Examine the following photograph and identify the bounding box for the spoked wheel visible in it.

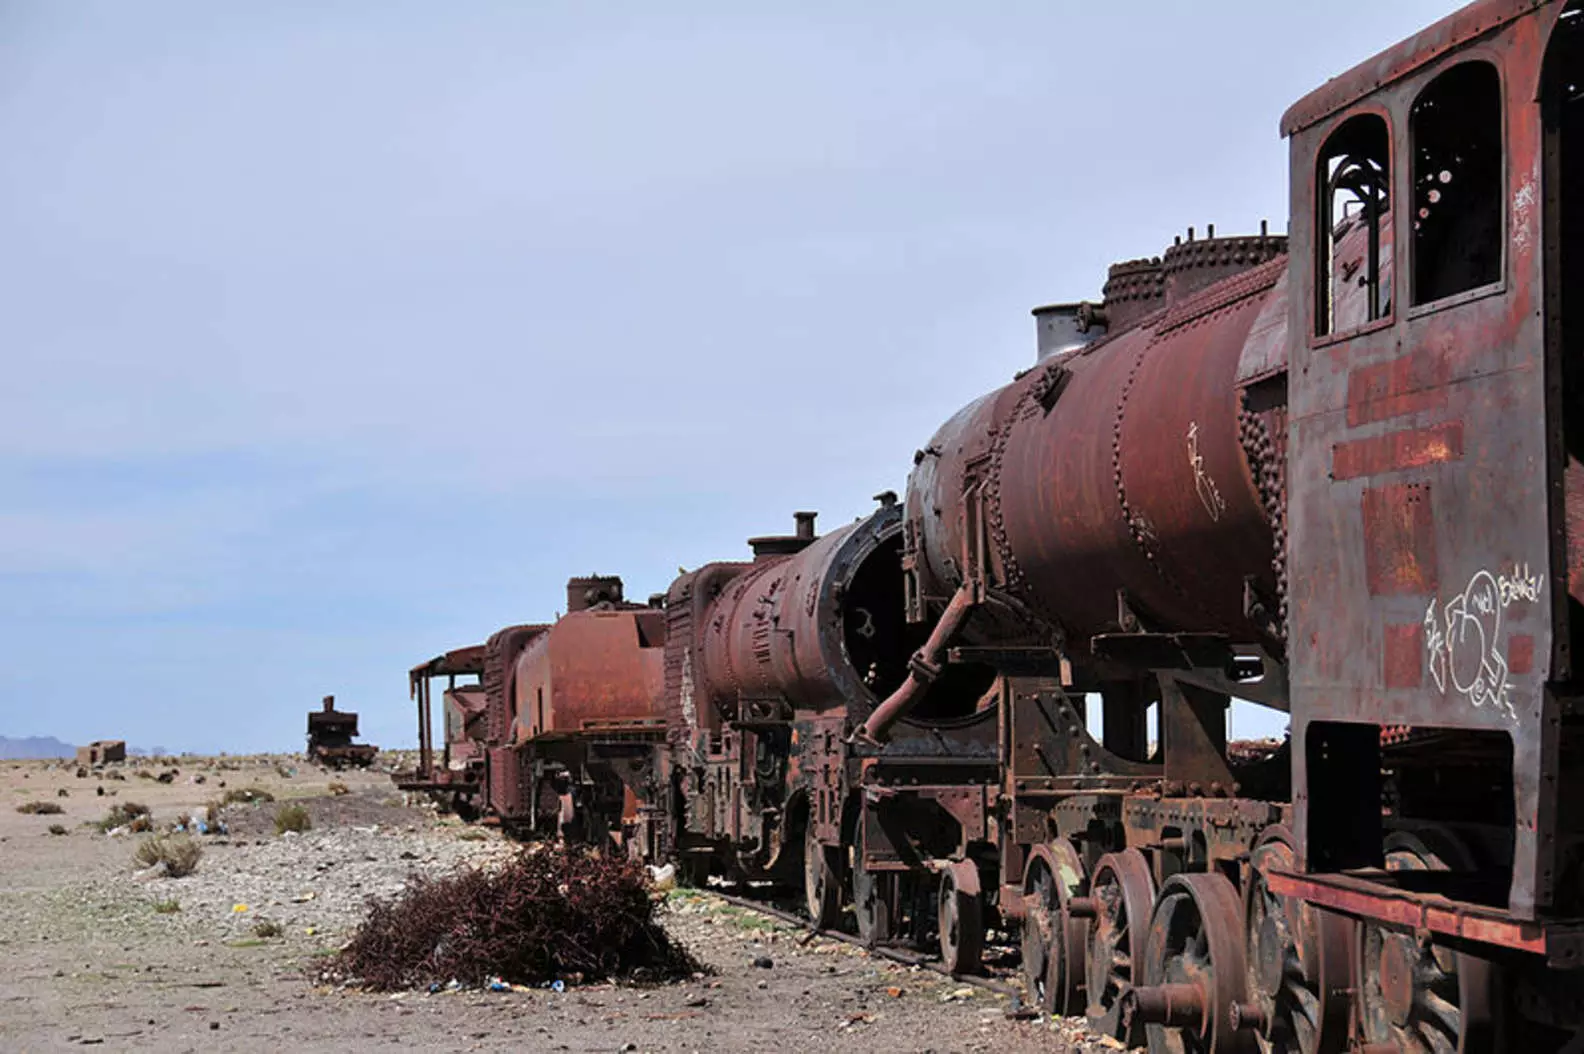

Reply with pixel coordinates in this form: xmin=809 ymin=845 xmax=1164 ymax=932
xmin=938 ymin=859 xmax=985 ymax=975
xmin=850 ymin=842 xmax=897 ymax=947
xmin=1137 ymin=871 xmax=1252 ymax=1054
xmin=1239 ymin=825 xmax=1353 ymax=1053
xmin=1355 ymin=831 xmax=1500 ymax=1053
xmin=1022 ymin=839 xmax=1089 ymax=1017
xmin=804 ymin=824 xmax=842 ymax=930
xmin=1086 ymin=848 xmax=1156 ymax=1044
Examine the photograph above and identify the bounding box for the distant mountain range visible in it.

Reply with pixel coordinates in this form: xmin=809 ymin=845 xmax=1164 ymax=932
xmin=0 ymin=737 xmax=172 ymax=760
xmin=0 ymin=735 xmax=74 ymax=760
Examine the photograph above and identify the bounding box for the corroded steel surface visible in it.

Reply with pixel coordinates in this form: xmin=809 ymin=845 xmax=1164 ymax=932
xmin=1285 ymin=2 xmax=1568 ymax=923
xmin=907 ymin=236 xmax=1288 ymax=653
xmin=1280 ymin=0 xmax=1547 ymax=136
xmin=511 ymin=604 xmax=665 ymax=742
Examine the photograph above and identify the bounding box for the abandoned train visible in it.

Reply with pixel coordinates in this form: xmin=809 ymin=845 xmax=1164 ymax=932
xmin=397 ymin=2 xmax=1584 ymax=1050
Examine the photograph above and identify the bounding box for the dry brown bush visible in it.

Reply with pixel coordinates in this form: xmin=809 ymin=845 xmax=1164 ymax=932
xmin=96 ymin=801 xmax=151 ymax=831
xmin=16 ymin=801 xmax=64 ymax=815
xmin=133 ymin=834 xmax=202 ymax=877
xmin=331 ymin=844 xmax=700 ymax=991
xmin=273 ymin=803 xmax=311 ymax=834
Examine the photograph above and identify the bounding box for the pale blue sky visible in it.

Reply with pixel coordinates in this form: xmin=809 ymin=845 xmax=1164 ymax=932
xmin=0 ymin=1 xmax=1463 ymax=751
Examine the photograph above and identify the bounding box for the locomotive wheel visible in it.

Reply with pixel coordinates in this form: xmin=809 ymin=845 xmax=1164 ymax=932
xmin=1240 ymin=825 xmax=1353 ymax=1054
xmin=1086 ymin=848 xmax=1156 ymax=1043
xmin=1140 ymin=871 xmax=1251 ymax=1054
xmin=850 ymin=844 xmax=897 ymax=947
xmin=1022 ymin=839 xmax=1089 ymax=1017
xmin=1355 ymin=832 xmax=1499 ymax=1053
xmin=804 ymin=824 xmax=842 ymax=930
xmin=938 ymin=860 xmax=984 ymax=975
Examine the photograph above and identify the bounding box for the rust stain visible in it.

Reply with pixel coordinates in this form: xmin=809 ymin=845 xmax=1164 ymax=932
xmin=1345 ymin=349 xmax=1449 ymax=428
xmin=1361 ymin=483 xmax=1439 ymax=596
xmin=1508 ymin=633 xmax=1535 ymax=676
xmin=1331 ymin=421 xmax=1464 ymax=480
xmin=1382 ymin=622 xmax=1425 ymax=689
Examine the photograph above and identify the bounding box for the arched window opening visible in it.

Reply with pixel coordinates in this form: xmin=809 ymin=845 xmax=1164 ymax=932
xmin=1411 ymin=62 xmax=1504 ymax=305
xmin=1316 ymin=114 xmax=1392 ymax=336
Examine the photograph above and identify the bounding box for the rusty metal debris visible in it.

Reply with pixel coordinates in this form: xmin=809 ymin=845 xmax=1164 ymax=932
xmin=306 ymin=696 xmax=377 ymax=769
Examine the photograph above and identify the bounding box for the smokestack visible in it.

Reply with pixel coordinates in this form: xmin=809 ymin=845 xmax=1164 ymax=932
xmin=795 ymin=511 xmax=817 ymax=540
xmin=566 ymin=575 xmax=624 ymax=612
xmin=323 ymin=695 xmax=335 ymax=713
xmin=1032 ymin=302 xmax=1106 ymax=362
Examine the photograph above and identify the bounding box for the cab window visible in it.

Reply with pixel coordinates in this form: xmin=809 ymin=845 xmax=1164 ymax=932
xmin=1316 ymin=114 xmax=1392 ymax=336
xmin=1410 ymin=61 xmax=1503 ymax=305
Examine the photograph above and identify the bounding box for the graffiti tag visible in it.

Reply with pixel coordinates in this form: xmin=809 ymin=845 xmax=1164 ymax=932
xmin=1187 ymin=422 xmax=1227 ymax=522
xmin=1424 ymin=564 xmax=1542 ymax=723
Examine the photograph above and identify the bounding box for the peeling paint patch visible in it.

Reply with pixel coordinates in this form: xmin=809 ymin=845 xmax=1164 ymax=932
xmin=1332 ymin=421 xmax=1463 ymax=480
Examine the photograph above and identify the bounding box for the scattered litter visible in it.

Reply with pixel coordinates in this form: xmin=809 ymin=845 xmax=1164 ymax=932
xmin=647 ymin=863 xmax=676 ymax=892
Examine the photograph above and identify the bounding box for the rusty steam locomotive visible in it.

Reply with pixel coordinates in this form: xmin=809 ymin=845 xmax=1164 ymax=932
xmin=397 ymin=2 xmax=1584 ymax=1049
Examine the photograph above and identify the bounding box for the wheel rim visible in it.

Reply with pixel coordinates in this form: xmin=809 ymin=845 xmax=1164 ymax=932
xmin=804 ymin=824 xmax=839 ymax=929
xmin=851 ymin=843 xmax=893 ymax=947
xmin=1356 ymin=832 xmax=1498 ymax=1054
xmin=939 ymin=864 xmax=984 ymax=975
xmin=1142 ymin=871 xmax=1249 ymax=1054
xmin=1086 ymin=848 xmax=1156 ymax=1043
xmin=1023 ymin=858 xmax=1056 ymax=1009
xmin=1022 ymin=839 xmax=1088 ymax=1017
xmin=1243 ymin=825 xmax=1353 ymax=1054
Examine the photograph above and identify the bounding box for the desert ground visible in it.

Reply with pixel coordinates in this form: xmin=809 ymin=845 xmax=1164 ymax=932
xmin=0 ymin=755 xmax=1117 ymax=1053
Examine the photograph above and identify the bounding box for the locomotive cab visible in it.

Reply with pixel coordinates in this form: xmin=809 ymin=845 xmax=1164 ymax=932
xmin=1280 ymin=0 xmax=1584 ymax=1044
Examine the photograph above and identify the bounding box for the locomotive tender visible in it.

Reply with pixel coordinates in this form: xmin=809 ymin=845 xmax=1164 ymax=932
xmin=397 ymin=1 xmax=1584 ymax=1049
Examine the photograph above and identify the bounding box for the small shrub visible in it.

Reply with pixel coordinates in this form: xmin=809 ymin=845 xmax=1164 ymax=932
xmin=204 ymin=800 xmax=223 ymax=829
xmin=133 ymin=834 xmax=202 ymax=877
xmin=136 ymin=770 xmax=155 ymax=780
xmin=222 ymin=787 xmax=274 ymax=805
xmin=96 ymin=801 xmax=151 ymax=831
xmin=253 ymin=918 xmax=283 ymax=939
xmin=274 ymin=803 xmax=311 ymax=835
xmin=47 ymin=824 xmax=67 ymax=836
xmin=153 ymin=899 xmax=181 ymax=914
xmin=57 ymin=788 xmax=69 ymax=798
xmin=331 ymin=844 xmax=701 ymax=991
xmin=456 ymin=828 xmax=488 ymax=842
xmin=16 ymin=801 xmax=64 ymax=815
xmin=327 ymin=781 xmax=350 ymax=796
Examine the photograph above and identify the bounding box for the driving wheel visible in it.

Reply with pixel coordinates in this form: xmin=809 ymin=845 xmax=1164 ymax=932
xmin=804 ymin=823 xmax=842 ymax=930
xmin=1140 ymin=871 xmax=1251 ymax=1054
xmin=1023 ymin=838 xmax=1089 ymax=1017
xmin=938 ymin=859 xmax=985 ymax=975
xmin=1085 ymin=848 xmax=1156 ymax=1044
xmin=1240 ymin=824 xmax=1353 ymax=1053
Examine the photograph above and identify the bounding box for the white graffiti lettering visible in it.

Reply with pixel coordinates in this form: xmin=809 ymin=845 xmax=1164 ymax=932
xmin=1498 ymin=563 xmax=1541 ymax=605
xmin=1187 ymin=421 xmax=1226 ymax=522
xmin=1423 ymin=564 xmax=1543 ymax=723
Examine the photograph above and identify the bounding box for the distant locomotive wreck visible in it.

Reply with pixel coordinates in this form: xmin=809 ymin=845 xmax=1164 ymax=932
xmin=307 ymin=696 xmax=378 ymax=769
xmin=395 ymin=2 xmax=1584 ymax=1051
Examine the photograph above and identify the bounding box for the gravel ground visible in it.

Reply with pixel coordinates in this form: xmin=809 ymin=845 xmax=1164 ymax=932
xmin=0 ymin=757 xmax=1117 ymax=1053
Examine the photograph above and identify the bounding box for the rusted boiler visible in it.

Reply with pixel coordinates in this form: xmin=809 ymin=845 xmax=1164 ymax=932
xmin=494 ymin=577 xmax=667 ymax=846
xmin=665 ymin=501 xmax=1008 ymax=959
